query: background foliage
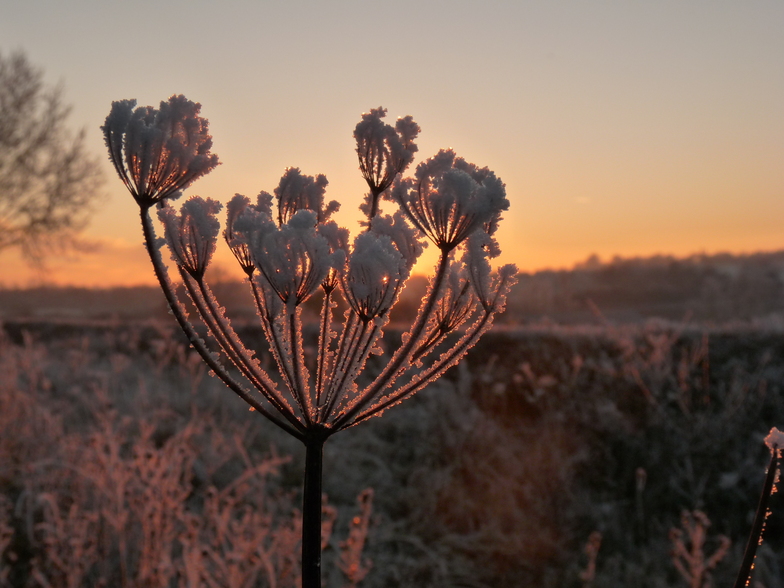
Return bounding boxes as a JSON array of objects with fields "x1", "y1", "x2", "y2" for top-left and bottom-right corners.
[{"x1": 1, "y1": 318, "x2": 783, "y2": 586}]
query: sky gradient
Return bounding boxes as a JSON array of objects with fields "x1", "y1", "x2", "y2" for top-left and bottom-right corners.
[{"x1": 1, "y1": 0, "x2": 782, "y2": 287}]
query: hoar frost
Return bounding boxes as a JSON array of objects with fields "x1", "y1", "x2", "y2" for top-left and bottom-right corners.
[
  {"x1": 104, "y1": 97, "x2": 517, "y2": 586},
  {"x1": 103, "y1": 98, "x2": 517, "y2": 432}
]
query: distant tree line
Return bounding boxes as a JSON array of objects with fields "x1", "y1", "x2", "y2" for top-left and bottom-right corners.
[
  {"x1": 504, "y1": 250, "x2": 784, "y2": 324},
  {"x1": 3, "y1": 250, "x2": 784, "y2": 325}
]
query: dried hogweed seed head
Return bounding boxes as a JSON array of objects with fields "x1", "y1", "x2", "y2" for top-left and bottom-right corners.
[
  {"x1": 466, "y1": 232, "x2": 518, "y2": 312},
  {"x1": 395, "y1": 149, "x2": 509, "y2": 251},
  {"x1": 225, "y1": 192, "x2": 276, "y2": 276},
  {"x1": 102, "y1": 95, "x2": 219, "y2": 207},
  {"x1": 275, "y1": 167, "x2": 338, "y2": 225},
  {"x1": 369, "y1": 210, "x2": 425, "y2": 273},
  {"x1": 251, "y1": 210, "x2": 336, "y2": 309},
  {"x1": 766, "y1": 428, "x2": 784, "y2": 452},
  {"x1": 158, "y1": 196, "x2": 222, "y2": 279},
  {"x1": 341, "y1": 232, "x2": 406, "y2": 322},
  {"x1": 355, "y1": 107, "x2": 420, "y2": 220},
  {"x1": 317, "y1": 221, "x2": 349, "y2": 290},
  {"x1": 224, "y1": 194, "x2": 255, "y2": 275},
  {"x1": 435, "y1": 261, "x2": 476, "y2": 331}
]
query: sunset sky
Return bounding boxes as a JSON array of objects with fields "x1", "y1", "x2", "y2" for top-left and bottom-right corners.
[{"x1": 0, "y1": 0, "x2": 782, "y2": 287}]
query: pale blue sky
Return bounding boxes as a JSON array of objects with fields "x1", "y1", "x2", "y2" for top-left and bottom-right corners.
[{"x1": 1, "y1": 0, "x2": 782, "y2": 285}]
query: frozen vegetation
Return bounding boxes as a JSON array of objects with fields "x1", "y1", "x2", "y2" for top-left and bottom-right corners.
[
  {"x1": 99, "y1": 96, "x2": 515, "y2": 586},
  {"x1": 1, "y1": 94, "x2": 782, "y2": 586},
  {"x1": 2, "y1": 319, "x2": 784, "y2": 586}
]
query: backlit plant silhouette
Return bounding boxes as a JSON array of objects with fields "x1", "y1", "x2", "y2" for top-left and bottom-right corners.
[{"x1": 102, "y1": 95, "x2": 516, "y2": 587}]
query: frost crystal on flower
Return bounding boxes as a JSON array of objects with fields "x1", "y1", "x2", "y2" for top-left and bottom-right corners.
[
  {"x1": 394, "y1": 149, "x2": 508, "y2": 251},
  {"x1": 251, "y1": 210, "x2": 335, "y2": 309},
  {"x1": 466, "y1": 232, "x2": 517, "y2": 312},
  {"x1": 355, "y1": 107, "x2": 420, "y2": 221},
  {"x1": 102, "y1": 95, "x2": 219, "y2": 207},
  {"x1": 766, "y1": 428, "x2": 784, "y2": 452},
  {"x1": 342, "y1": 232, "x2": 406, "y2": 321},
  {"x1": 369, "y1": 211, "x2": 425, "y2": 273},
  {"x1": 275, "y1": 167, "x2": 338, "y2": 225},
  {"x1": 159, "y1": 196, "x2": 222, "y2": 278}
]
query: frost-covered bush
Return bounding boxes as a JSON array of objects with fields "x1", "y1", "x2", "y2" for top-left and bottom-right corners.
[{"x1": 102, "y1": 96, "x2": 516, "y2": 586}]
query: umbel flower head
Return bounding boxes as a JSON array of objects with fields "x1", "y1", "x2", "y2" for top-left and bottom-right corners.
[
  {"x1": 392, "y1": 149, "x2": 508, "y2": 251},
  {"x1": 341, "y1": 231, "x2": 407, "y2": 322},
  {"x1": 158, "y1": 196, "x2": 222, "y2": 279},
  {"x1": 250, "y1": 209, "x2": 337, "y2": 310},
  {"x1": 355, "y1": 107, "x2": 420, "y2": 221},
  {"x1": 102, "y1": 95, "x2": 219, "y2": 208},
  {"x1": 274, "y1": 167, "x2": 338, "y2": 225}
]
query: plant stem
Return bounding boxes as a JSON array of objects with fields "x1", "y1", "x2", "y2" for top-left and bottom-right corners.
[
  {"x1": 733, "y1": 448, "x2": 780, "y2": 588},
  {"x1": 302, "y1": 427, "x2": 328, "y2": 588}
]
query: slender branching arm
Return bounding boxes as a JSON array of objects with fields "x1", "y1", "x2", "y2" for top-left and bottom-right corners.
[
  {"x1": 177, "y1": 269, "x2": 304, "y2": 431},
  {"x1": 140, "y1": 208, "x2": 305, "y2": 440}
]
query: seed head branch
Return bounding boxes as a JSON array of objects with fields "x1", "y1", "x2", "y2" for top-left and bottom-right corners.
[
  {"x1": 140, "y1": 209, "x2": 304, "y2": 439},
  {"x1": 104, "y1": 95, "x2": 514, "y2": 438}
]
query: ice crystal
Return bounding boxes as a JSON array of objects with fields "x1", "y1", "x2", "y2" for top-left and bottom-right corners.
[
  {"x1": 369, "y1": 211, "x2": 425, "y2": 272},
  {"x1": 355, "y1": 107, "x2": 420, "y2": 221},
  {"x1": 393, "y1": 149, "x2": 508, "y2": 251},
  {"x1": 251, "y1": 210, "x2": 335, "y2": 309},
  {"x1": 274, "y1": 167, "x2": 338, "y2": 225},
  {"x1": 159, "y1": 196, "x2": 222, "y2": 279},
  {"x1": 766, "y1": 428, "x2": 784, "y2": 452},
  {"x1": 342, "y1": 232, "x2": 406, "y2": 321},
  {"x1": 102, "y1": 96, "x2": 219, "y2": 207}
]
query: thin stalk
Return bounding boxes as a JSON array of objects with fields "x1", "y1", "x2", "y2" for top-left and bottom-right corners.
[
  {"x1": 140, "y1": 209, "x2": 304, "y2": 441},
  {"x1": 321, "y1": 311, "x2": 360, "y2": 409},
  {"x1": 335, "y1": 250, "x2": 450, "y2": 428},
  {"x1": 734, "y1": 448, "x2": 780, "y2": 588},
  {"x1": 324, "y1": 319, "x2": 367, "y2": 407},
  {"x1": 323, "y1": 321, "x2": 380, "y2": 421},
  {"x1": 250, "y1": 278, "x2": 300, "y2": 405},
  {"x1": 289, "y1": 307, "x2": 314, "y2": 425},
  {"x1": 351, "y1": 310, "x2": 492, "y2": 426},
  {"x1": 315, "y1": 287, "x2": 335, "y2": 409},
  {"x1": 183, "y1": 272, "x2": 302, "y2": 431},
  {"x1": 366, "y1": 187, "x2": 383, "y2": 224},
  {"x1": 302, "y1": 428, "x2": 329, "y2": 588}
]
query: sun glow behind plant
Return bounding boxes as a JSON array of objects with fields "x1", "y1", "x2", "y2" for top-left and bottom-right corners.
[{"x1": 0, "y1": 1, "x2": 782, "y2": 286}]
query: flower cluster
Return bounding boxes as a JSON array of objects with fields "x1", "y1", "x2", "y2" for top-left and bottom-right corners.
[
  {"x1": 102, "y1": 95, "x2": 219, "y2": 207},
  {"x1": 104, "y1": 96, "x2": 517, "y2": 586},
  {"x1": 104, "y1": 98, "x2": 517, "y2": 431},
  {"x1": 355, "y1": 107, "x2": 420, "y2": 221}
]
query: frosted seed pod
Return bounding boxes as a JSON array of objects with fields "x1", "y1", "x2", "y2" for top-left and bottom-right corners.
[
  {"x1": 102, "y1": 95, "x2": 219, "y2": 207},
  {"x1": 159, "y1": 196, "x2": 222, "y2": 278}
]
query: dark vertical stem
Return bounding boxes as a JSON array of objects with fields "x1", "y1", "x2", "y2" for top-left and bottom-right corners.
[
  {"x1": 302, "y1": 428, "x2": 327, "y2": 588},
  {"x1": 734, "y1": 448, "x2": 780, "y2": 588}
]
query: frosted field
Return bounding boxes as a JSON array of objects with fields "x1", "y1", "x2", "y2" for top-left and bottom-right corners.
[{"x1": 2, "y1": 320, "x2": 784, "y2": 587}]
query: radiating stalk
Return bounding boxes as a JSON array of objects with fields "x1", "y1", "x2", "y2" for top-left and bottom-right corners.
[
  {"x1": 140, "y1": 208, "x2": 303, "y2": 440},
  {"x1": 335, "y1": 250, "x2": 451, "y2": 427},
  {"x1": 351, "y1": 310, "x2": 493, "y2": 426},
  {"x1": 316, "y1": 287, "x2": 335, "y2": 408}
]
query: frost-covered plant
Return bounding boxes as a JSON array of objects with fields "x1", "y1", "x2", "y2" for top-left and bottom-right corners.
[
  {"x1": 734, "y1": 428, "x2": 784, "y2": 588},
  {"x1": 102, "y1": 96, "x2": 516, "y2": 587}
]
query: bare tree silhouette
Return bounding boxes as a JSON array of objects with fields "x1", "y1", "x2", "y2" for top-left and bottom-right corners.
[{"x1": 0, "y1": 51, "x2": 103, "y2": 265}]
